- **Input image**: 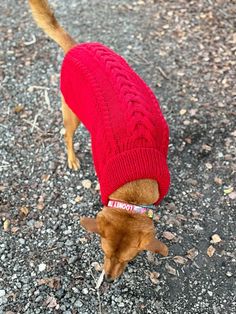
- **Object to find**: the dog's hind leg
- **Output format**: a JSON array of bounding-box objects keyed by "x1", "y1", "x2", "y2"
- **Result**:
[{"x1": 61, "y1": 95, "x2": 81, "y2": 170}]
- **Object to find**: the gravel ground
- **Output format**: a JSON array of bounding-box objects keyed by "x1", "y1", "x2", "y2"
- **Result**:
[{"x1": 0, "y1": 0, "x2": 236, "y2": 313}]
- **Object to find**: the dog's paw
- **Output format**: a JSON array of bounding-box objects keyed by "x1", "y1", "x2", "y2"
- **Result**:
[{"x1": 68, "y1": 157, "x2": 80, "y2": 171}]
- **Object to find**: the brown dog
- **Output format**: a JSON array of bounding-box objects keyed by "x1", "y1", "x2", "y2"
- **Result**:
[{"x1": 29, "y1": 0, "x2": 169, "y2": 282}]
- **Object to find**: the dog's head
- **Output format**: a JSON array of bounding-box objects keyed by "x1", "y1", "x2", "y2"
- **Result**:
[{"x1": 80, "y1": 207, "x2": 168, "y2": 282}]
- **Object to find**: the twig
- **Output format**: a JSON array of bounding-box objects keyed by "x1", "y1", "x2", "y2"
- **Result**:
[
  {"x1": 28, "y1": 85, "x2": 50, "y2": 92},
  {"x1": 159, "y1": 256, "x2": 173, "y2": 260},
  {"x1": 89, "y1": 266, "x2": 103, "y2": 314},
  {"x1": 24, "y1": 34, "x2": 36, "y2": 46},
  {"x1": 44, "y1": 90, "x2": 51, "y2": 110},
  {"x1": 22, "y1": 119, "x2": 44, "y2": 133},
  {"x1": 132, "y1": 52, "x2": 150, "y2": 64},
  {"x1": 157, "y1": 66, "x2": 169, "y2": 80},
  {"x1": 44, "y1": 246, "x2": 58, "y2": 253},
  {"x1": 31, "y1": 113, "x2": 40, "y2": 133}
]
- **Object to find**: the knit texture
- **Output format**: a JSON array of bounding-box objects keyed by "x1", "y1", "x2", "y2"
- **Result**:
[{"x1": 60, "y1": 43, "x2": 170, "y2": 205}]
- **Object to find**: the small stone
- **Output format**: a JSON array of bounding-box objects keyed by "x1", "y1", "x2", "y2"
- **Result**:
[
  {"x1": 186, "y1": 178, "x2": 198, "y2": 186},
  {"x1": 65, "y1": 240, "x2": 73, "y2": 246},
  {"x1": 208, "y1": 291, "x2": 213, "y2": 297},
  {"x1": 0, "y1": 290, "x2": 6, "y2": 297},
  {"x1": 205, "y1": 163, "x2": 212, "y2": 170},
  {"x1": 68, "y1": 256, "x2": 78, "y2": 264},
  {"x1": 82, "y1": 179, "x2": 92, "y2": 189},
  {"x1": 226, "y1": 271, "x2": 233, "y2": 277},
  {"x1": 82, "y1": 288, "x2": 88, "y2": 295},
  {"x1": 179, "y1": 108, "x2": 187, "y2": 115},
  {"x1": 38, "y1": 263, "x2": 46, "y2": 272},
  {"x1": 74, "y1": 299, "x2": 83, "y2": 307},
  {"x1": 19, "y1": 238, "x2": 25, "y2": 245}
]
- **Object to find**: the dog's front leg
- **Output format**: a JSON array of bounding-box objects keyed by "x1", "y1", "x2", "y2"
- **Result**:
[{"x1": 61, "y1": 95, "x2": 80, "y2": 170}]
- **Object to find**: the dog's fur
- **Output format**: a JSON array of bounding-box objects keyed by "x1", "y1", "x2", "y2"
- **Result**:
[{"x1": 29, "y1": 0, "x2": 168, "y2": 281}]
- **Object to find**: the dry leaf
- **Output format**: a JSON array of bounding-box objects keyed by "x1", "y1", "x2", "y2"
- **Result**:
[
  {"x1": 38, "y1": 277, "x2": 60, "y2": 289},
  {"x1": 176, "y1": 214, "x2": 187, "y2": 221},
  {"x1": 146, "y1": 251, "x2": 155, "y2": 263},
  {"x1": 13, "y1": 104, "x2": 24, "y2": 113},
  {"x1": 91, "y1": 262, "x2": 103, "y2": 272},
  {"x1": 0, "y1": 185, "x2": 6, "y2": 192},
  {"x1": 11, "y1": 226, "x2": 19, "y2": 234},
  {"x1": 45, "y1": 296, "x2": 59, "y2": 309},
  {"x1": 163, "y1": 231, "x2": 175, "y2": 240},
  {"x1": 186, "y1": 248, "x2": 198, "y2": 261},
  {"x1": 20, "y1": 206, "x2": 29, "y2": 216},
  {"x1": 229, "y1": 191, "x2": 236, "y2": 200},
  {"x1": 82, "y1": 179, "x2": 92, "y2": 189},
  {"x1": 75, "y1": 196, "x2": 83, "y2": 203},
  {"x1": 214, "y1": 177, "x2": 223, "y2": 185},
  {"x1": 211, "y1": 234, "x2": 222, "y2": 244},
  {"x1": 37, "y1": 202, "x2": 45, "y2": 210},
  {"x1": 3, "y1": 219, "x2": 10, "y2": 231},
  {"x1": 224, "y1": 187, "x2": 234, "y2": 195},
  {"x1": 179, "y1": 108, "x2": 187, "y2": 115},
  {"x1": 78, "y1": 237, "x2": 87, "y2": 243},
  {"x1": 149, "y1": 271, "x2": 160, "y2": 284},
  {"x1": 173, "y1": 256, "x2": 188, "y2": 265},
  {"x1": 207, "y1": 245, "x2": 216, "y2": 257},
  {"x1": 42, "y1": 174, "x2": 50, "y2": 182},
  {"x1": 165, "y1": 263, "x2": 177, "y2": 276}
]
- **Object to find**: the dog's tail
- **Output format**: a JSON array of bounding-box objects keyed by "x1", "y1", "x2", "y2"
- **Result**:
[{"x1": 28, "y1": 0, "x2": 76, "y2": 53}]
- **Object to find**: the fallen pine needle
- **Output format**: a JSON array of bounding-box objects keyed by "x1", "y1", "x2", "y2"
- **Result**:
[
  {"x1": 44, "y1": 90, "x2": 51, "y2": 110},
  {"x1": 157, "y1": 66, "x2": 169, "y2": 80},
  {"x1": 22, "y1": 119, "x2": 43, "y2": 133}
]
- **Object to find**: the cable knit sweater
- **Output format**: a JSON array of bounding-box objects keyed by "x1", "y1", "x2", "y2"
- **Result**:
[{"x1": 60, "y1": 43, "x2": 170, "y2": 205}]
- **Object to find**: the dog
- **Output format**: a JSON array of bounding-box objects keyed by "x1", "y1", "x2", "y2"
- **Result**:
[{"x1": 28, "y1": 0, "x2": 170, "y2": 282}]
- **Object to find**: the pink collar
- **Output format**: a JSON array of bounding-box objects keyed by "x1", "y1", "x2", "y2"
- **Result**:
[{"x1": 107, "y1": 199, "x2": 157, "y2": 219}]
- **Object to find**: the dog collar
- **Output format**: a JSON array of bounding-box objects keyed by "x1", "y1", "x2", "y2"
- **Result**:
[{"x1": 107, "y1": 199, "x2": 158, "y2": 219}]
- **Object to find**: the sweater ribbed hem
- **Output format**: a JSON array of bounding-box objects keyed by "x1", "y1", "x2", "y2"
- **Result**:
[{"x1": 99, "y1": 148, "x2": 170, "y2": 205}]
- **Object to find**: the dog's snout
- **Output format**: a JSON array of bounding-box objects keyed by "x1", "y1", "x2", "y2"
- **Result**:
[{"x1": 105, "y1": 274, "x2": 114, "y2": 283}]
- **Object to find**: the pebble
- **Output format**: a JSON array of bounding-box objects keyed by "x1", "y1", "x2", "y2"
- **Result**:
[
  {"x1": 68, "y1": 256, "x2": 78, "y2": 264},
  {"x1": 65, "y1": 240, "x2": 74, "y2": 246},
  {"x1": 82, "y1": 288, "x2": 88, "y2": 295},
  {"x1": 38, "y1": 263, "x2": 46, "y2": 272},
  {"x1": 0, "y1": 290, "x2": 6, "y2": 297},
  {"x1": 74, "y1": 299, "x2": 83, "y2": 308}
]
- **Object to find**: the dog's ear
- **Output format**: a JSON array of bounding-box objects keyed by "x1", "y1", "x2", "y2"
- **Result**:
[
  {"x1": 80, "y1": 217, "x2": 100, "y2": 234},
  {"x1": 143, "y1": 238, "x2": 168, "y2": 256}
]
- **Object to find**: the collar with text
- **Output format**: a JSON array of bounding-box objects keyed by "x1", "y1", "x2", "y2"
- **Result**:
[{"x1": 107, "y1": 199, "x2": 158, "y2": 219}]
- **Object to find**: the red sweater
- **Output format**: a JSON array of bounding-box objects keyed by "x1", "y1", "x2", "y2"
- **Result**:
[{"x1": 60, "y1": 43, "x2": 170, "y2": 205}]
